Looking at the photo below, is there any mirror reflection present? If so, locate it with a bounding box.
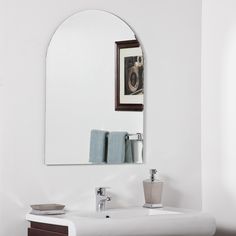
[45,10,144,165]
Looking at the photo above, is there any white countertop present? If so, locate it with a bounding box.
[26,207,216,236]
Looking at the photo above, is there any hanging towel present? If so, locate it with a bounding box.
[89,129,108,164]
[107,131,127,164]
[132,140,143,163]
[125,139,133,163]
[107,131,134,164]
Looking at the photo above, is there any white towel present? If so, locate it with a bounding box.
[132,140,143,163]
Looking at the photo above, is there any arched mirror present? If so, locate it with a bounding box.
[45,10,144,165]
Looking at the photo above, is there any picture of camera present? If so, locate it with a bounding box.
[124,56,144,95]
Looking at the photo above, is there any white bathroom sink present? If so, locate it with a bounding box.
[74,207,182,219]
[26,207,216,236]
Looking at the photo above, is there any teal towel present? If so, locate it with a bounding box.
[107,132,133,164]
[89,129,108,164]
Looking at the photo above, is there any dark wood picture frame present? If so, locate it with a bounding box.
[115,40,144,111]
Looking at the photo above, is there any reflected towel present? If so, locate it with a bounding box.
[107,131,133,164]
[125,139,133,163]
[107,132,127,164]
[132,140,143,163]
[89,129,108,164]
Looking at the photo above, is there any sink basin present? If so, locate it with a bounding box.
[75,207,182,219]
[26,207,216,236]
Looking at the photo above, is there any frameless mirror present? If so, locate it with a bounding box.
[45,10,144,165]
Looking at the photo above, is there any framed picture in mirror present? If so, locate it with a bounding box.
[115,40,144,111]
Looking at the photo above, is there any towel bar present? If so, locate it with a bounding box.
[126,133,143,141]
[104,132,143,141]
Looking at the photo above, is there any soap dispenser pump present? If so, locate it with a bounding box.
[143,169,163,208]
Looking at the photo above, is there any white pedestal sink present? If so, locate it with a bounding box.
[26,207,216,236]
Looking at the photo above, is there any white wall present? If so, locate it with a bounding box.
[202,0,236,235]
[0,0,201,235]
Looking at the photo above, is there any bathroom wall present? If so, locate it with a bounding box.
[0,0,201,235]
[202,0,236,235]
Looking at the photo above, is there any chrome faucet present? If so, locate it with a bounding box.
[95,187,111,212]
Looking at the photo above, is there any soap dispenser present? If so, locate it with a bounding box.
[143,169,163,208]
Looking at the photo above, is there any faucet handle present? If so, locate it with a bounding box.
[106,196,111,201]
[95,187,110,196]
